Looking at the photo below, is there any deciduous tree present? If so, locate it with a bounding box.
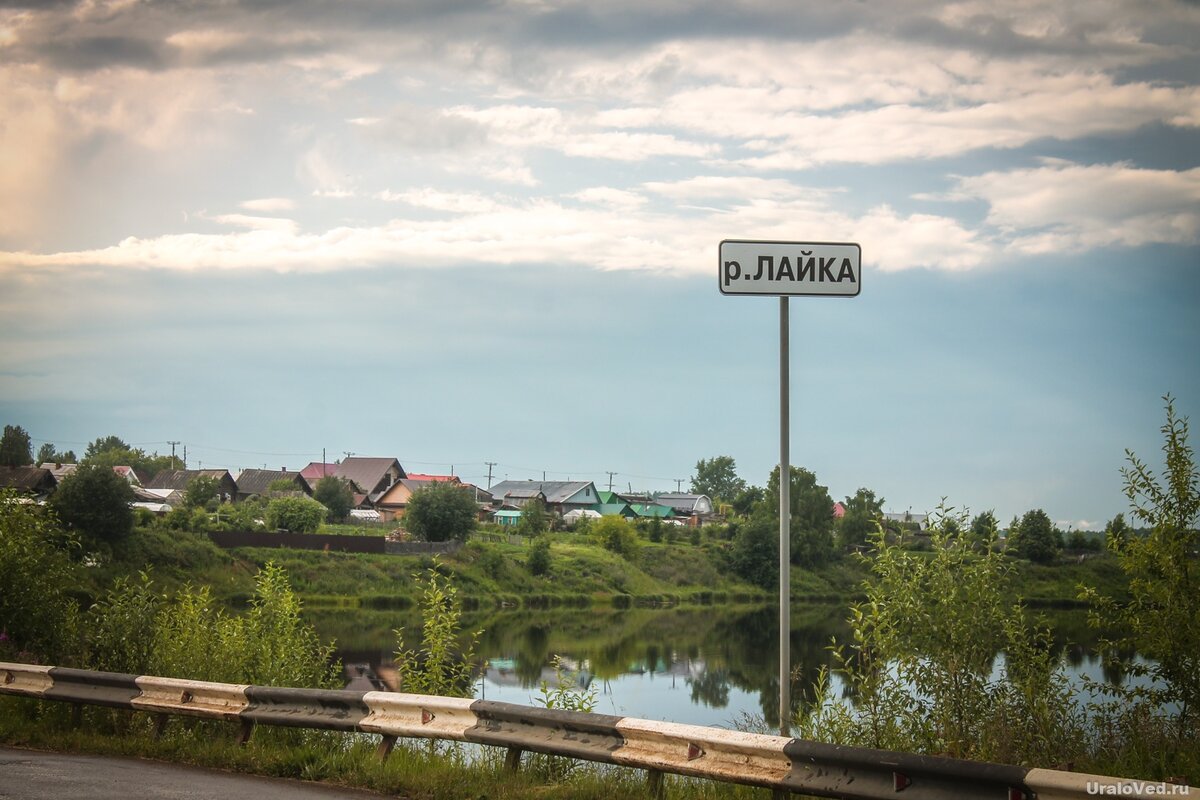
[404,481,477,543]
[49,463,135,546]
[0,424,33,467]
[691,455,746,502]
[313,475,354,522]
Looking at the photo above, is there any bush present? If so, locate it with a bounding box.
[528,535,551,576]
[394,562,481,697]
[50,463,135,546]
[313,476,354,523]
[265,496,327,533]
[404,482,477,543]
[0,492,81,662]
[591,516,639,560]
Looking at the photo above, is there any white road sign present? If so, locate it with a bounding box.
[719,239,861,297]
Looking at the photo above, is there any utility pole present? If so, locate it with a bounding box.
[675,478,684,492]
[485,461,496,489]
[343,451,354,462]
[182,445,187,469]
[167,440,180,468]
[606,471,617,492]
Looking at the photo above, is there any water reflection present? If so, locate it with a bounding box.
[306,603,1132,730]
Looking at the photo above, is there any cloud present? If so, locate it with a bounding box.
[241,198,296,212]
[955,160,1200,251]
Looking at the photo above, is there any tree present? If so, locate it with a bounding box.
[265,496,326,533]
[0,490,81,662]
[404,481,477,543]
[49,463,135,546]
[839,487,884,550]
[0,425,33,467]
[691,456,746,502]
[730,512,777,589]
[1082,395,1200,734]
[763,465,835,567]
[85,435,130,459]
[969,511,999,548]
[312,476,354,523]
[36,442,75,465]
[730,485,764,517]
[528,535,551,576]
[516,496,549,537]
[1103,512,1130,550]
[183,475,220,509]
[1006,509,1059,564]
[591,515,639,560]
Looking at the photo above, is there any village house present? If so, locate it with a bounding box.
[234,468,311,502]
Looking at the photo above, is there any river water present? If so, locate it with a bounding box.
[308,602,1147,730]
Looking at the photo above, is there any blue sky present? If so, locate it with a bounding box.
[1,1,1197,529]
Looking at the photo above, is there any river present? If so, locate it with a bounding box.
[307,601,1148,730]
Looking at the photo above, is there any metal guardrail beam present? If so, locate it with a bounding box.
[1,662,1194,800]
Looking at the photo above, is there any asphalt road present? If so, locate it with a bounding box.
[0,746,397,800]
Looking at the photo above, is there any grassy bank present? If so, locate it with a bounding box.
[81,526,1129,613]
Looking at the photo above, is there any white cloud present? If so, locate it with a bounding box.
[956,160,1200,251]
[241,197,296,212]
[376,188,502,214]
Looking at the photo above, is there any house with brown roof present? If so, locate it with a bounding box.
[0,466,57,500]
[145,469,238,503]
[235,468,311,501]
[374,474,459,522]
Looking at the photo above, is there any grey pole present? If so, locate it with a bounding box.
[778,295,791,737]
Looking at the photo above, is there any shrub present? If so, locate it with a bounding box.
[266,496,326,533]
[50,463,135,546]
[0,491,81,662]
[591,516,639,560]
[394,562,482,697]
[528,535,551,576]
[404,482,477,543]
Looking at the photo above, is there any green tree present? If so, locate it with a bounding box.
[183,475,220,509]
[516,496,549,537]
[591,515,639,560]
[1104,512,1131,550]
[691,455,746,502]
[839,487,883,550]
[729,512,777,589]
[1007,509,1060,564]
[85,435,130,458]
[763,465,835,567]
[528,535,551,576]
[1082,395,1200,736]
[731,485,764,517]
[49,463,135,546]
[36,442,76,465]
[265,495,326,533]
[0,490,81,662]
[404,481,477,543]
[312,475,354,522]
[0,424,33,467]
[969,511,999,548]
[82,434,180,477]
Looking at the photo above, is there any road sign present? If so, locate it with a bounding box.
[718,238,862,738]
[719,239,861,297]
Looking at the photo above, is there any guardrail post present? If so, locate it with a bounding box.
[504,746,523,772]
[647,768,665,799]
[237,718,255,746]
[375,735,397,760]
[70,702,82,728]
[153,713,169,740]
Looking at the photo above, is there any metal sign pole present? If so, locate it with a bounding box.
[778,295,790,737]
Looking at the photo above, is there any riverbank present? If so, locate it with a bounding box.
[81,527,1129,612]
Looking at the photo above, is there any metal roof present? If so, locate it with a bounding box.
[235,469,307,496]
[489,480,597,504]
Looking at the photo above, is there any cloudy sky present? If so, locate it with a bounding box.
[2,0,1197,529]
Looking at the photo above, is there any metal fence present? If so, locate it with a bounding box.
[1,662,1192,800]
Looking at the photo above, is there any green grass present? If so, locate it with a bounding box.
[0,697,775,800]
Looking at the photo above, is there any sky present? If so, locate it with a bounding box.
[1,0,1198,530]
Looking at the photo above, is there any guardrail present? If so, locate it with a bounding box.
[2,662,1194,800]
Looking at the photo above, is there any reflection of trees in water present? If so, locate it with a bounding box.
[688,668,730,707]
[319,604,1133,724]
